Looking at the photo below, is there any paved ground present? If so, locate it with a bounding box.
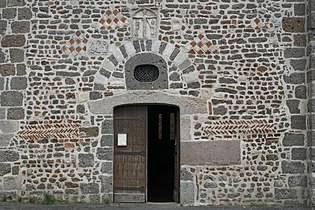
[0,203,311,210]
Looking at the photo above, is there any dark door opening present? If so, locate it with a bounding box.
[113,105,179,203]
[147,105,179,202]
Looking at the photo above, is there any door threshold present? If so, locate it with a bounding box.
[116,202,180,208]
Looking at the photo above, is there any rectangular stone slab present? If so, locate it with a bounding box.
[181,140,241,165]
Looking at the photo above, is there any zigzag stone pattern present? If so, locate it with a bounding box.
[203,119,277,136]
[17,121,81,141]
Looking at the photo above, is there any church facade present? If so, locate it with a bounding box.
[0,0,314,206]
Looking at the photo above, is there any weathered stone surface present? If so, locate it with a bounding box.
[291,115,306,130]
[79,127,99,137]
[0,108,5,120]
[275,189,298,199]
[0,64,15,76]
[3,176,21,190]
[282,17,305,33]
[78,154,94,167]
[96,148,113,161]
[0,20,7,35]
[101,120,113,134]
[9,49,25,63]
[284,73,305,84]
[290,59,306,71]
[80,183,99,194]
[0,78,4,91]
[7,107,25,120]
[3,8,17,19]
[286,100,300,114]
[18,8,32,20]
[181,168,193,181]
[16,64,26,76]
[1,91,23,106]
[288,175,307,187]
[282,161,305,174]
[0,121,19,133]
[0,0,6,8]
[8,0,25,6]
[0,150,19,162]
[10,77,27,90]
[181,140,241,165]
[0,134,13,147]
[283,133,304,146]
[180,181,194,205]
[295,85,306,99]
[284,48,305,59]
[12,21,30,34]
[213,106,227,115]
[291,148,306,160]
[1,35,26,47]
[100,175,112,193]
[0,163,11,176]
[100,135,112,147]
[101,162,112,175]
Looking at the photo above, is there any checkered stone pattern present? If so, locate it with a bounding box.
[99,8,128,30]
[61,31,88,59]
[187,34,218,55]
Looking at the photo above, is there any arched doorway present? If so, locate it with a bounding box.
[113,104,180,203]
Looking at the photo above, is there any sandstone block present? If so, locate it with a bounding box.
[282,17,305,33]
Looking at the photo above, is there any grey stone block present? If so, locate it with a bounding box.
[16,64,26,76]
[0,121,19,133]
[275,188,297,199]
[80,183,99,194]
[0,20,6,35]
[284,73,305,84]
[11,77,27,90]
[286,100,300,114]
[3,176,21,190]
[78,154,94,167]
[0,163,11,176]
[12,21,30,34]
[0,150,19,162]
[282,160,305,174]
[283,133,304,146]
[101,162,112,174]
[10,49,25,63]
[180,181,195,205]
[77,105,85,113]
[100,135,112,147]
[294,4,305,16]
[291,115,306,130]
[96,148,113,161]
[0,77,4,91]
[284,48,305,58]
[90,92,102,100]
[181,168,193,181]
[213,106,227,115]
[18,8,32,20]
[100,175,112,193]
[295,85,306,99]
[288,175,307,187]
[7,0,25,7]
[1,35,26,48]
[7,107,25,120]
[0,64,15,76]
[2,8,17,19]
[0,135,11,148]
[101,120,113,134]
[292,148,306,160]
[1,91,23,106]
[0,108,5,119]
[0,0,6,8]
[79,127,99,137]
[290,59,306,71]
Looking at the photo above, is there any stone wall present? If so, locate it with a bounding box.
[0,0,311,206]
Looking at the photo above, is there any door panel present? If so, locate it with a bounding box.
[113,106,147,202]
[173,110,180,202]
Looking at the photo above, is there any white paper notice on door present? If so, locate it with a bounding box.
[117,134,127,146]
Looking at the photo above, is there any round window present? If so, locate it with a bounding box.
[134,65,159,82]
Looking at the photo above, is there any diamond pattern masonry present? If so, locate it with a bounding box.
[61,31,88,59]
[99,8,129,30]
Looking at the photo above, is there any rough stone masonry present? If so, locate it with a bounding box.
[0,0,313,207]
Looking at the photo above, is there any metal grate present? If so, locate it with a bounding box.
[134,65,159,82]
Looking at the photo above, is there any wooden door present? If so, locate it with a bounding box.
[113,106,147,202]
